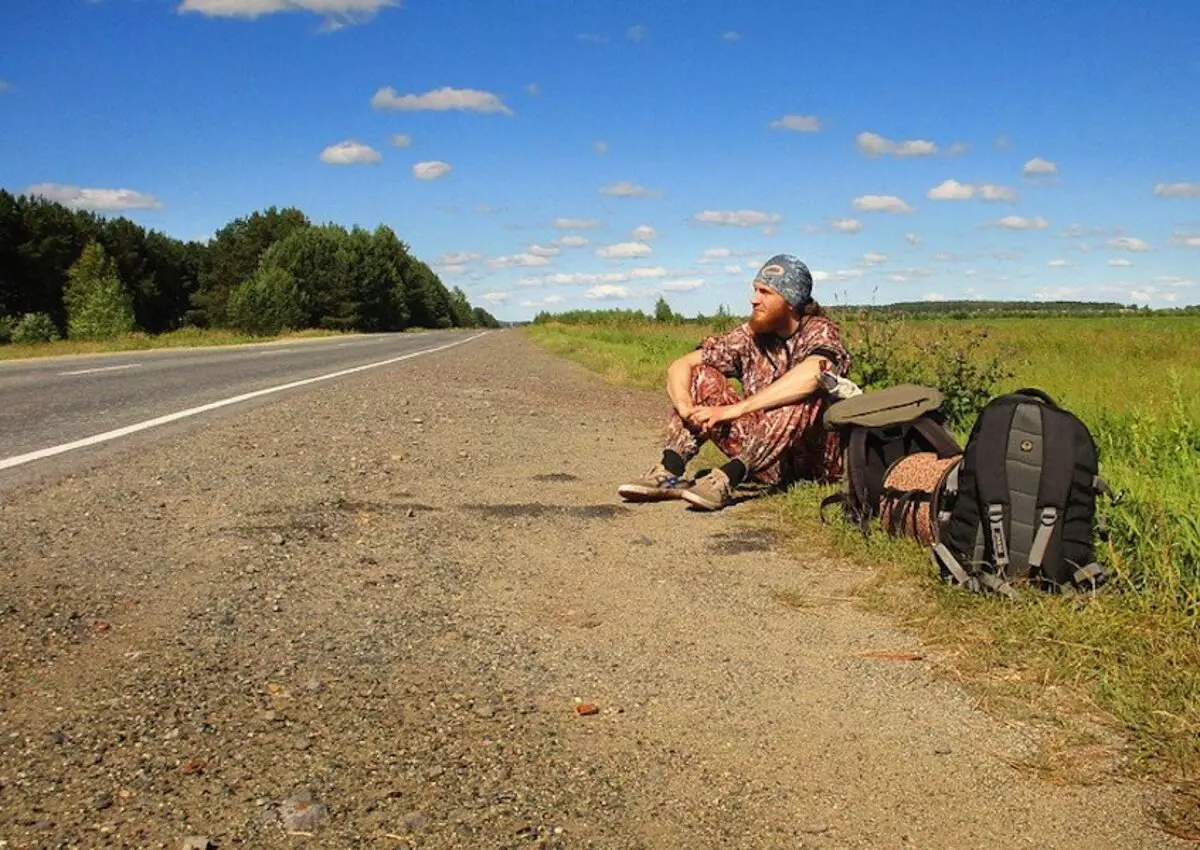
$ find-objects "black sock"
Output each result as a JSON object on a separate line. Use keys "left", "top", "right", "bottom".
{"left": 660, "top": 450, "right": 686, "bottom": 477}
{"left": 720, "top": 459, "right": 747, "bottom": 488}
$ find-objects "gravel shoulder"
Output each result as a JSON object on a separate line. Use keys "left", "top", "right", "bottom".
{"left": 0, "top": 330, "right": 1182, "bottom": 849}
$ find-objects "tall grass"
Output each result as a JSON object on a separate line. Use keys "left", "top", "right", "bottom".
{"left": 0, "top": 326, "right": 349, "bottom": 361}
{"left": 526, "top": 313, "right": 1200, "bottom": 783}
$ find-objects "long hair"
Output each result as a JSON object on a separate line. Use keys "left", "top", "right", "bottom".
{"left": 796, "top": 299, "right": 827, "bottom": 319}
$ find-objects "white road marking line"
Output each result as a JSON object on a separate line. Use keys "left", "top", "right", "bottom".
{"left": 59, "top": 364, "right": 142, "bottom": 376}
{"left": 0, "top": 332, "right": 488, "bottom": 472}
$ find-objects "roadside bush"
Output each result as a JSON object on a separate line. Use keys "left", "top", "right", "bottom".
{"left": 0, "top": 314, "right": 13, "bottom": 344}
{"left": 227, "top": 266, "right": 306, "bottom": 335}
{"left": 65, "top": 241, "right": 138, "bottom": 340}
{"left": 10, "top": 312, "right": 61, "bottom": 344}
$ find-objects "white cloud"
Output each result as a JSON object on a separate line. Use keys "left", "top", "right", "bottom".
{"left": 599, "top": 181, "right": 658, "bottom": 198}
{"left": 979, "top": 184, "right": 1018, "bottom": 202}
{"left": 593, "top": 140, "right": 609, "bottom": 155}
{"left": 992, "top": 215, "right": 1049, "bottom": 230}
{"left": 527, "top": 243, "right": 560, "bottom": 257}
{"left": 630, "top": 266, "right": 667, "bottom": 278}
{"left": 922, "top": 292, "right": 947, "bottom": 302}
{"left": 1130, "top": 289, "right": 1153, "bottom": 302}
{"left": 928, "top": 179, "right": 975, "bottom": 200}
{"left": 946, "top": 142, "right": 970, "bottom": 156}
{"left": 319, "top": 139, "right": 381, "bottom": 165}
{"left": 857, "top": 131, "right": 938, "bottom": 158}
{"left": 480, "top": 291, "right": 512, "bottom": 303}
{"left": 554, "top": 217, "right": 602, "bottom": 230}
{"left": 1023, "top": 157, "right": 1058, "bottom": 176}
{"left": 660, "top": 278, "right": 705, "bottom": 292}
{"left": 370, "top": 86, "right": 513, "bottom": 115}
{"left": 412, "top": 160, "right": 451, "bottom": 180}
{"left": 725, "top": 264, "right": 743, "bottom": 275}
{"left": 769, "top": 114, "right": 822, "bottom": 132}
{"left": 701, "top": 247, "right": 732, "bottom": 260}
{"left": 25, "top": 183, "right": 163, "bottom": 211}
{"left": 829, "top": 218, "right": 863, "bottom": 233}
{"left": 595, "top": 241, "right": 651, "bottom": 259}
{"left": 438, "top": 265, "right": 466, "bottom": 276}
{"left": 933, "top": 252, "right": 957, "bottom": 262}
{"left": 852, "top": 195, "right": 914, "bottom": 214}
{"left": 524, "top": 82, "right": 540, "bottom": 96}
{"left": 627, "top": 24, "right": 647, "bottom": 41}
{"left": 586, "top": 284, "right": 631, "bottom": 300}
{"left": 1171, "top": 233, "right": 1200, "bottom": 249}
{"left": 1047, "top": 259, "right": 1076, "bottom": 268}
{"left": 631, "top": 224, "right": 657, "bottom": 241}
{"left": 437, "top": 251, "right": 480, "bottom": 266}
{"left": 721, "top": 30, "right": 741, "bottom": 42}
{"left": 385, "top": 134, "right": 412, "bottom": 149}
{"left": 556, "top": 234, "right": 589, "bottom": 247}
{"left": 519, "top": 267, "right": 665, "bottom": 288}
{"left": 1108, "top": 258, "right": 1134, "bottom": 267}
{"left": 521, "top": 294, "right": 566, "bottom": 308}
{"left": 1106, "top": 236, "right": 1152, "bottom": 252}
{"left": 1060, "top": 224, "right": 1084, "bottom": 238}
{"left": 692, "top": 209, "right": 782, "bottom": 227}
{"left": 906, "top": 232, "right": 923, "bottom": 246}
{"left": 888, "top": 274, "right": 908, "bottom": 283}
{"left": 861, "top": 251, "right": 887, "bottom": 266}
{"left": 1033, "top": 287, "right": 1084, "bottom": 300}
{"left": 812, "top": 269, "right": 864, "bottom": 283}
{"left": 1154, "top": 182, "right": 1200, "bottom": 198}
{"left": 486, "top": 253, "right": 550, "bottom": 269}
{"left": 178, "top": 0, "right": 393, "bottom": 23}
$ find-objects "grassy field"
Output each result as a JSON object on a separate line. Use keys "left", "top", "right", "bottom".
{"left": 525, "top": 313, "right": 1200, "bottom": 799}
{"left": 0, "top": 327, "right": 352, "bottom": 361}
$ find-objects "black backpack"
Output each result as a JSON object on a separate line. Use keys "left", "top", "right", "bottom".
{"left": 932, "top": 388, "right": 1115, "bottom": 597}
{"left": 820, "top": 384, "right": 962, "bottom": 534}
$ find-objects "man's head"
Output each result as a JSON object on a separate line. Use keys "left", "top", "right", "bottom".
{"left": 748, "top": 253, "right": 814, "bottom": 334}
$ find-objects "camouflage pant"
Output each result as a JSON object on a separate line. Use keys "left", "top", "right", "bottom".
{"left": 664, "top": 365, "right": 843, "bottom": 486}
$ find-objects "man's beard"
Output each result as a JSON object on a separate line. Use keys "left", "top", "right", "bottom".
{"left": 748, "top": 300, "right": 792, "bottom": 335}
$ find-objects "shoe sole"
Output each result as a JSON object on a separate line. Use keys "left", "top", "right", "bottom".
{"left": 617, "top": 484, "right": 687, "bottom": 502}
{"left": 680, "top": 490, "right": 726, "bottom": 511}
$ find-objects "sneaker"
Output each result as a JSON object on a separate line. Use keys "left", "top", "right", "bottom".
{"left": 617, "top": 464, "right": 694, "bottom": 502}
{"left": 680, "top": 468, "right": 735, "bottom": 511}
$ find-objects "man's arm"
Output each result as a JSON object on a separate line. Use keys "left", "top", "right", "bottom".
{"left": 690, "top": 355, "right": 827, "bottom": 431}
{"left": 666, "top": 349, "right": 703, "bottom": 419}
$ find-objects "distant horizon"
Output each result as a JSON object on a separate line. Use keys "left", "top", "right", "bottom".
{"left": 3, "top": 0, "right": 1198, "bottom": 319}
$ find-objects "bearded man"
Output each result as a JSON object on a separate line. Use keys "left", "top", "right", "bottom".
{"left": 618, "top": 254, "right": 851, "bottom": 511}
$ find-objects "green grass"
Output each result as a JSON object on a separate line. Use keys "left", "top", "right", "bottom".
{"left": 526, "top": 315, "right": 1200, "bottom": 787}
{"left": 0, "top": 326, "right": 351, "bottom": 361}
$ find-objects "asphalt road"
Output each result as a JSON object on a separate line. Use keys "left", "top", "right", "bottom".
{"left": 0, "top": 330, "right": 486, "bottom": 484}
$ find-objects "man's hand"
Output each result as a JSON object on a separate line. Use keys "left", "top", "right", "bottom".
{"left": 689, "top": 403, "right": 743, "bottom": 434}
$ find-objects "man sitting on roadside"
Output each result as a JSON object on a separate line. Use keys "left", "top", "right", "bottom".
{"left": 618, "top": 254, "right": 851, "bottom": 511}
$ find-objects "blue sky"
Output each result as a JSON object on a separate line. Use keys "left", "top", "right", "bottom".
{"left": 2, "top": 0, "right": 1199, "bottom": 320}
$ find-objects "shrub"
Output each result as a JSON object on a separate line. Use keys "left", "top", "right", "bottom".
{"left": 227, "top": 266, "right": 306, "bottom": 335}
{"left": 65, "top": 241, "right": 138, "bottom": 340}
{"left": 0, "top": 314, "right": 13, "bottom": 344}
{"left": 10, "top": 312, "right": 61, "bottom": 344}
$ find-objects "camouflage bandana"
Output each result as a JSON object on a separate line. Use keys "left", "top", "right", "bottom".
{"left": 752, "top": 254, "right": 814, "bottom": 307}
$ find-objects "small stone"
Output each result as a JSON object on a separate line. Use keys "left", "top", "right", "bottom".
{"left": 474, "top": 704, "right": 495, "bottom": 718}
{"left": 269, "top": 532, "right": 285, "bottom": 546}
{"left": 305, "top": 678, "right": 326, "bottom": 693}
{"left": 51, "top": 730, "right": 66, "bottom": 746}
{"left": 278, "top": 790, "right": 329, "bottom": 832}
{"left": 458, "top": 451, "right": 469, "bottom": 458}
{"left": 91, "top": 793, "right": 114, "bottom": 811}
{"left": 425, "top": 765, "right": 444, "bottom": 779}
{"left": 405, "top": 507, "right": 416, "bottom": 518}
{"left": 934, "top": 745, "right": 952, "bottom": 755}
{"left": 802, "top": 823, "right": 830, "bottom": 834}
{"left": 294, "top": 738, "right": 312, "bottom": 751}
{"left": 574, "top": 703, "right": 600, "bottom": 717}
{"left": 180, "top": 837, "right": 214, "bottom": 850}
{"left": 412, "top": 417, "right": 424, "bottom": 424}
{"left": 403, "top": 811, "right": 429, "bottom": 831}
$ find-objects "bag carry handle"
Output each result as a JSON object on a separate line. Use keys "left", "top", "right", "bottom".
{"left": 1011, "top": 387, "right": 1058, "bottom": 406}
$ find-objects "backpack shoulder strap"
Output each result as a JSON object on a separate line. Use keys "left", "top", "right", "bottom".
{"left": 912, "top": 416, "right": 962, "bottom": 458}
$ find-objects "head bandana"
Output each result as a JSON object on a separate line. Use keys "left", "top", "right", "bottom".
{"left": 752, "top": 254, "right": 814, "bottom": 307}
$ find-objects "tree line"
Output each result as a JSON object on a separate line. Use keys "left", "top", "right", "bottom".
{"left": 0, "top": 190, "right": 498, "bottom": 344}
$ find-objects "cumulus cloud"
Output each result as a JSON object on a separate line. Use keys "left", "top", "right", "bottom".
{"left": 946, "top": 142, "right": 970, "bottom": 156}
{"left": 860, "top": 251, "right": 887, "bottom": 266}
{"left": 979, "top": 184, "right": 1018, "bottom": 202}
{"left": 586, "top": 284, "right": 631, "bottom": 300}
{"left": 556, "top": 235, "right": 589, "bottom": 247}
{"left": 1154, "top": 182, "right": 1200, "bottom": 198}
{"left": 1171, "top": 233, "right": 1200, "bottom": 249}
{"left": 486, "top": 253, "right": 550, "bottom": 269}
{"left": 812, "top": 269, "right": 864, "bottom": 283}
{"left": 1047, "top": 259, "right": 1076, "bottom": 268}
{"left": 631, "top": 224, "right": 657, "bottom": 241}
{"left": 595, "top": 241, "right": 652, "bottom": 259}
{"left": 829, "top": 218, "right": 863, "bottom": 233}
{"left": 593, "top": 140, "right": 609, "bottom": 155}
{"left": 527, "top": 243, "right": 560, "bottom": 257}
{"left": 725, "top": 264, "right": 744, "bottom": 275}
{"left": 852, "top": 195, "right": 914, "bottom": 214}
{"left": 25, "top": 183, "right": 163, "bottom": 211}
{"left": 1107, "top": 236, "right": 1152, "bottom": 252}
{"left": 721, "top": 30, "right": 741, "bottom": 41}
{"left": 906, "top": 233, "right": 923, "bottom": 246}
{"left": 178, "top": 0, "right": 393, "bottom": 24}
{"left": 521, "top": 294, "right": 566, "bottom": 308}
{"left": 599, "top": 181, "right": 659, "bottom": 198}
{"left": 928, "top": 179, "right": 974, "bottom": 200}
{"left": 389, "top": 133, "right": 411, "bottom": 148}
{"left": 856, "top": 132, "right": 938, "bottom": 158}
{"left": 1033, "top": 287, "right": 1084, "bottom": 300}
{"left": 991, "top": 215, "right": 1049, "bottom": 230}
{"left": 692, "top": 209, "right": 782, "bottom": 227}
{"left": 769, "top": 114, "right": 822, "bottom": 132}
{"left": 659, "top": 278, "right": 705, "bottom": 292}
{"left": 922, "top": 292, "right": 947, "bottom": 302}
{"left": 700, "top": 247, "right": 732, "bottom": 260}
{"left": 518, "top": 267, "right": 666, "bottom": 288}
{"left": 627, "top": 24, "right": 647, "bottom": 41}
{"left": 319, "top": 139, "right": 381, "bottom": 165}
{"left": 437, "top": 251, "right": 481, "bottom": 266}
{"left": 412, "top": 160, "right": 451, "bottom": 180}
{"left": 371, "top": 85, "right": 513, "bottom": 115}
{"left": 1023, "top": 157, "right": 1058, "bottom": 177}
{"left": 554, "top": 217, "right": 602, "bottom": 230}
{"left": 480, "top": 291, "right": 512, "bottom": 303}
{"left": 1108, "top": 258, "right": 1133, "bottom": 267}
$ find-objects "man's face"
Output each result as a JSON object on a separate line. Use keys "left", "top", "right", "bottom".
{"left": 748, "top": 282, "right": 791, "bottom": 334}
